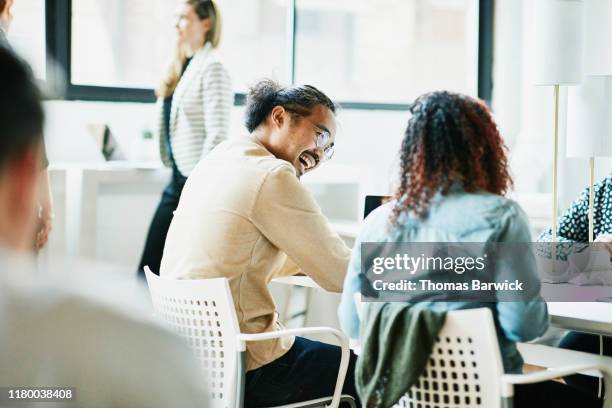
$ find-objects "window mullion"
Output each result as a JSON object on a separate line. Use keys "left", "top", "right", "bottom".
{"left": 286, "top": 0, "right": 297, "bottom": 85}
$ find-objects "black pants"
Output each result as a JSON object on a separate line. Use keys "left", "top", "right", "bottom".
{"left": 244, "top": 337, "right": 359, "bottom": 407}
{"left": 558, "top": 331, "right": 612, "bottom": 397}
{"left": 514, "top": 380, "right": 602, "bottom": 407}
{"left": 137, "top": 169, "right": 187, "bottom": 278}
{"left": 243, "top": 336, "right": 599, "bottom": 408}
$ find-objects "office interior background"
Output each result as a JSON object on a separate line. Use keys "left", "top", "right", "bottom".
{"left": 8, "top": 0, "right": 611, "bottom": 281}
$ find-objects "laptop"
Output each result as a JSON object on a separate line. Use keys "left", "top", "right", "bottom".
{"left": 363, "top": 195, "right": 391, "bottom": 219}
{"left": 87, "top": 124, "right": 126, "bottom": 161}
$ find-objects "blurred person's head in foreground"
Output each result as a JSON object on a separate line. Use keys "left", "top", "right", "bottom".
{"left": 245, "top": 79, "right": 337, "bottom": 179}
{"left": 390, "top": 90, "right": 512, "bottom": 226}
{"left": 0, "top": 50, "right": 213, "bottom": 408}
{"left": 0, "top": 47, "right": 44, "bottom": 252}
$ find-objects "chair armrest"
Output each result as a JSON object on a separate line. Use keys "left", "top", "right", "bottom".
{"left": 237, "top": 327, "right": 347, "bottom": 345}
{"left": 274, "top": 395, "right": 356, "bottom": 408}
{"left": 237, "top": 327, "right": 350, "bottom": 408}
{"left": 501, "top": 363, "right": 612, "bottom": 408}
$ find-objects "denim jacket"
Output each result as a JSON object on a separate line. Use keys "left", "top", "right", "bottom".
{"left": 338, "top": 189, "right": 550, "bottom": 374}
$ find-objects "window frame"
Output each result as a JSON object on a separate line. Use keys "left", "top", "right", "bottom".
{"left": 45, "top": 0, "right": 493, "bottom": 108}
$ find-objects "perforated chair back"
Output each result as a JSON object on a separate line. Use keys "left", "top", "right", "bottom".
{"left": 145, "top": 268, "right": 242, "bottom": 408}
{"left": 396, "top": 308, "right": 504, "bottom": 408}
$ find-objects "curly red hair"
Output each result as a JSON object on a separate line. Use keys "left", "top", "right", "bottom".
{"left": 389, "top": 91, "right": 512, "bottom": 226}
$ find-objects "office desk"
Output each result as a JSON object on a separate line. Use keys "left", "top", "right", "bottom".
{"left": 273, "top": 276, "right": 612, "bottom": 335}
{"left": 541, "top": 283, "right": 612, "bottom": 336}
{"left": 273, "top": 276, "right": 612, "bottom": 371}
{"left": 273, "top": 276, "right": 325, "bottom": 289}
{"left": 548, "top": 302, "right": 612, "bottom": 336}
{"left": 49, "top": 163, "right": 170, "bottom": 267}
{"left": 521, "top": 301, "right": 612, "bottom": 377}
{"left": 50, "top": 161, "right": 361, "bottom": 268}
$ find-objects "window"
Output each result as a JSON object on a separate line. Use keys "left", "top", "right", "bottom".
{"left": 216, "top": 0, "right": 288, "bottom": 91}
{"left": 46, "top": 0, "right": 491, "bottom": 107}
{"left": 69, "top": 0, "right": 289, "bottom": 92}
{"left": 71, "top": 0, "right": 176, "bottom": 88}
{"left": 294, "top": 0, "right": 480, "bottom": 104}
{"left": 8, "top": 0, "right": 46, "bottom": 79}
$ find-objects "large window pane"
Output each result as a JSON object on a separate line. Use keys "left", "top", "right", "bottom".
{"left": 8, "top": 0, "right": 46, "bottom": 79}
{"left": 71, "top": 0, "right": 176, "bottom": 88}
{"left": 71, "top": 0, "right": 286, "bottom": 92}
{"left": 216, "top": 0, "right": 287, "bottom": 91}
{"left": 295, "top": 0, "right": 479, "bottom": 103}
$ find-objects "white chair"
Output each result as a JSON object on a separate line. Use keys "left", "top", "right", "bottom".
{"left": 144, "top": 267, "right": 356, "bottom": 408}
{"left": 353, "top": 299, "right": 612, "bottom": 408}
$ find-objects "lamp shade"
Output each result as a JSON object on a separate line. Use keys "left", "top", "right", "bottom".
{"left": 584, "top": 0, "right": 612, "bottom": 76}
{"left": 532, "top": 0, "right": 584, "bottom": 85}
{"left": 567, "top": 76, "right": 612, "bottom": 158}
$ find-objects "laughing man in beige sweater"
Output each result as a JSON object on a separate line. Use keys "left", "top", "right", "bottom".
{"left": 160, "top": 79, "right": 358, "bottom": 406}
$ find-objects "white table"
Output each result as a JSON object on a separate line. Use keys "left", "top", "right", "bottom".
{"left": 49, "top": 163, "right": 170, "bottom": 267}
{"left": 50, "top": 161, "right": 361, "bottom": 270}
{"left": 548, "top": 302, "right": 612, "bottom": 336}
{"left": 273, "top": 276, "right": 612, "bottom": 372}
{"left": 539, "top": 283, "right": 612, "bottom": 335}
{"left": 272, "top": 275, "right": 325, "bottom": 289}
{"left": 274, "top": 276, "right": 612, "bottom": 334}
{"left": 328, "top": 220, "right": 359, "bottom": 241}
{"left": 526, "top": 300, "right": 612, "bottom": 375}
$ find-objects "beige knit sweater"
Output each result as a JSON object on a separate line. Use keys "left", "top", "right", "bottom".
{"left": 160, "top": 135, "right": 351, "bottom": 370}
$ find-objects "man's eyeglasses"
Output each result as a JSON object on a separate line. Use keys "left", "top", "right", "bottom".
{"left": 314, "top": 130, "right": 335, "bottom": 161}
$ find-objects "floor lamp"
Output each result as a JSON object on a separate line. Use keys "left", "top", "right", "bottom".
{"left": 532, "top": 0, "right": 584, "bottom": 250}
{"left": 567, "top": 76, "right": 612, "bottom": 402}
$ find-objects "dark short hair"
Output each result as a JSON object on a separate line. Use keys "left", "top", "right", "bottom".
{"left": 0, "top": 47, "right": 44, "bottom": 169}
{"left": 0, "top": 0, "right": 6, "bottom": 14}
{"left": 244, "top": 79, "right": 336, "bottom": 132}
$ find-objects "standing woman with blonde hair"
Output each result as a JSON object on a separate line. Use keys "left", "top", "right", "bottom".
{"left": 138, "top": 0, "right": 232, "bottom": 277}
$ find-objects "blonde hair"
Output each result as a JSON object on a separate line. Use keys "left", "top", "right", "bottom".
{"left": 156, "top": 0, "right": 222, "bottom": 98}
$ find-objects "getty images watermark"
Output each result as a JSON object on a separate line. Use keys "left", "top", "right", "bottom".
{"left": 360, "top": 242, "right": 612, "bottom": 302}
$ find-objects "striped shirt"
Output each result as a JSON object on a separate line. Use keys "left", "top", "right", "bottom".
{"left": 158, "top": 42, "right": 233, "bottom": 176}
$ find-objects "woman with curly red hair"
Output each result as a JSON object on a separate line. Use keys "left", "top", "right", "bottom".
{"left": 338, "top": 91, "right": 601, "bottom": 407}
{"left": 388, "top": 91, "right": 512, "bottom": 224}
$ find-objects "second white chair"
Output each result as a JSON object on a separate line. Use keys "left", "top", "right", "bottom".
{"left": 396, "top": 308, "right": 612, "bottom": 408}
{"left": 353, "top": 296, "right": 612, "bottom": 408}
